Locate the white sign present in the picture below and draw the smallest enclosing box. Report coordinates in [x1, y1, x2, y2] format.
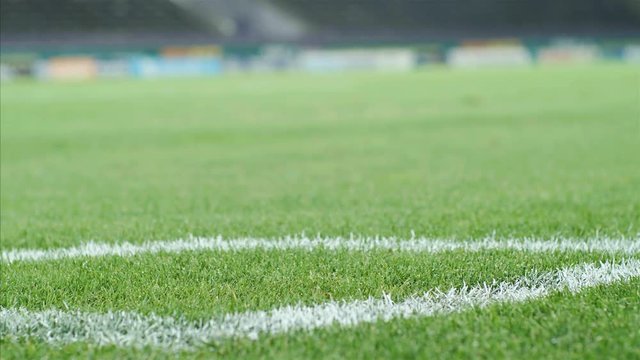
[297, 49, 416, 72]
[447, 46, 533, 67]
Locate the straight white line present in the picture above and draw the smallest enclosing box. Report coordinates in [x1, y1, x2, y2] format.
[2, 235, 639, 264]
[1, 259, 639, 350]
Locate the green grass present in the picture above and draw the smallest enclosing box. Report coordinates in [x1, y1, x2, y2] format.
[1, 250, 621, 319]
[2, 280, 639, 359]
[1, 64, 639, 358]
[2, 65, 639, 248]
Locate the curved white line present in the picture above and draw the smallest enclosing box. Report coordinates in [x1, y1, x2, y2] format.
[2, 259, 638, 350]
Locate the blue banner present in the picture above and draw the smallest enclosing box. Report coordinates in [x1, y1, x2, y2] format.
[129, 57, 222, 78]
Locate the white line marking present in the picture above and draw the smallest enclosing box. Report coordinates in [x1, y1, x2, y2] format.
[2, 235, 639, 264]
[2, 259, 638, 350]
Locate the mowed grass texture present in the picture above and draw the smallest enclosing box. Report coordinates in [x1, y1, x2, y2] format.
[2, 250, 621, 318]
[1, 64, 640, 358]
[1, 65, 639, 248]
[4, 279, 638, 359]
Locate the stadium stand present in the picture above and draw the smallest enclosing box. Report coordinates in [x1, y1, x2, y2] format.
[1, 0, 639, 40]
[273, 0, 640, 34]
[0, 0, 207, 34]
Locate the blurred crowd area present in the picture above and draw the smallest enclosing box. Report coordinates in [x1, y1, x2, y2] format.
[1, 0, 639, 81]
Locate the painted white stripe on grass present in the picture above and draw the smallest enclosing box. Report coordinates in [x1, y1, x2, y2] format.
[2, 235, 639, 264]
[2, 259, 639, 350]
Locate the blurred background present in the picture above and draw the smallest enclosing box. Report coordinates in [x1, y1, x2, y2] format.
[0, 0, 639, 80]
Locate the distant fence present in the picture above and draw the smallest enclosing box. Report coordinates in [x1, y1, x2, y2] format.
[1, 37, 639, 81]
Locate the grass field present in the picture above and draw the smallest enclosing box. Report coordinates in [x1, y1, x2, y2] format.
[1, 64, 639, 358]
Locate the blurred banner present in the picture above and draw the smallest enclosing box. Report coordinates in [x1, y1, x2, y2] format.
[36, 57, 98, 80]
[129, 57, 222, 78]
[2, 37, 638, 81]
[537, 41, 600, 65]
[297, 49, 416, 72]
[447, 40, 532, 68]
[623, 45, 640, 63]
[161, 46, 222, 58]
